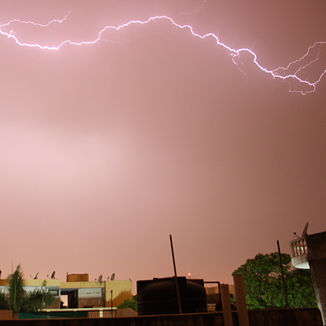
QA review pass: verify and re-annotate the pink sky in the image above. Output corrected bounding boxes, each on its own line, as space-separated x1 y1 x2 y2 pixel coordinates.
0 0 325 291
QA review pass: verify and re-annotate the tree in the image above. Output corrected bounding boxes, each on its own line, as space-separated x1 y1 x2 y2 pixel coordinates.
117 299 138 311
0 265 55 312
232 252 316 309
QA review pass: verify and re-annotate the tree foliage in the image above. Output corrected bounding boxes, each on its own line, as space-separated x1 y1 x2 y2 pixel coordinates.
232 253 316 309
117 299 138 311
0 265 55 312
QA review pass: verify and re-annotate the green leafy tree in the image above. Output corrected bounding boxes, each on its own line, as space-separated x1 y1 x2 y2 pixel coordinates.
7 265 26 312
0 265 55 312
232 253 316 309
117 299 138 311
0 292 10 310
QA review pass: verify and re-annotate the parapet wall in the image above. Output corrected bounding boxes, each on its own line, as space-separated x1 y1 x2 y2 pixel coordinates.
0 308 322 326
307 231 326 325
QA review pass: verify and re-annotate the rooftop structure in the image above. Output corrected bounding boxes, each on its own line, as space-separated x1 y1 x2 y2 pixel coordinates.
289 227 326 325
0 273 132 310
289 237 309 269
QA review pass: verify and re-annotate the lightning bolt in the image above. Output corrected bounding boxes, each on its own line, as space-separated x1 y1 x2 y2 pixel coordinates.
0 13 70 29
1 11 325 95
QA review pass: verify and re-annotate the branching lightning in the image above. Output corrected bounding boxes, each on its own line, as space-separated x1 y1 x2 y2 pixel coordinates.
1 10 325 95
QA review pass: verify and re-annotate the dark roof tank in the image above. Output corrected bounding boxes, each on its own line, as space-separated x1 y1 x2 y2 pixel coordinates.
137 277 207 315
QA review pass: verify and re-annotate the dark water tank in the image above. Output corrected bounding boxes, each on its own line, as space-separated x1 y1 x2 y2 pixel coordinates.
137 277 207 315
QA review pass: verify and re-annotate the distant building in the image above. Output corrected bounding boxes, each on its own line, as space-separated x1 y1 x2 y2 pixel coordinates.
0 273 133 310
205 284 235 311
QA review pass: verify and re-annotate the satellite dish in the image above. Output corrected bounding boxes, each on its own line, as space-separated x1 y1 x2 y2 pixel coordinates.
301 222 309 239
110 273 115 281
34 272 39 279
51 271 56 279
98 275 103 283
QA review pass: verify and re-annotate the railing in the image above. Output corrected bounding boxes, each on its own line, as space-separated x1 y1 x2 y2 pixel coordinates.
289 238 309 269
290 238 308 257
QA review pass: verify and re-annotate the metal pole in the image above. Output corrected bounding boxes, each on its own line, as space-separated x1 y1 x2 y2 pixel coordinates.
111 290 113 317
169 234 182 314
277 240 289 308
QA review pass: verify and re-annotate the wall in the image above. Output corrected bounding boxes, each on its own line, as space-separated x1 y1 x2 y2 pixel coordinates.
247 308 322 326
0 279 132 309
0 309 322 326
0 279 61 309
104 280 133 307
66 274 89 282
306 231 326 325
0 310 12 320
60 280 132 308
78 288 104 308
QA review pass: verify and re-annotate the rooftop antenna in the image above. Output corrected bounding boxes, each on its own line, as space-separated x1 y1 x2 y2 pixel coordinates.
98 275 103 283
293 232 300 239
110 273 115 281
301 222 309 239
33 272 39 279
293 222 309 240
277 240 289 308
51 271 56 279
169 234 182 314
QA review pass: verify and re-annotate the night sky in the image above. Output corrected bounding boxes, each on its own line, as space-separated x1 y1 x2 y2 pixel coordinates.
1 0 325 291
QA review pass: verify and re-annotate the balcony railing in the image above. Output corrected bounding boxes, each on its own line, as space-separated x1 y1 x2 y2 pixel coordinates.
289 238 309 269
